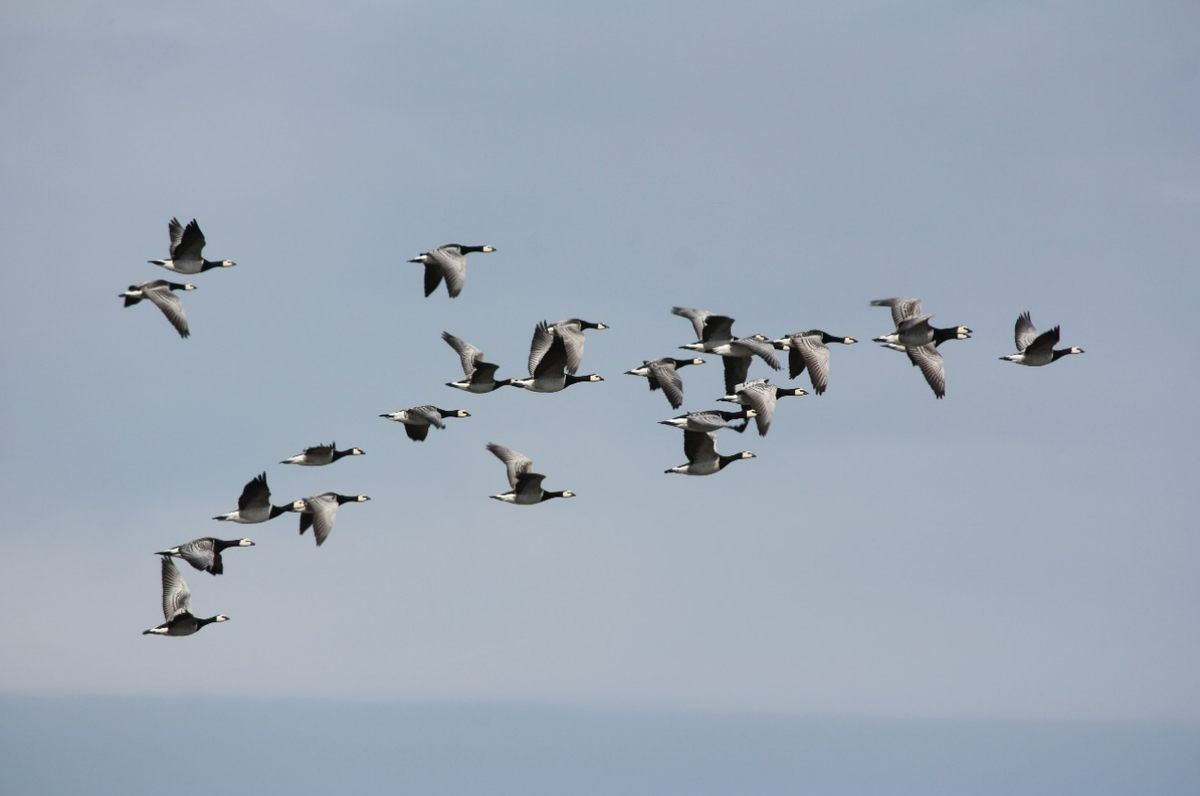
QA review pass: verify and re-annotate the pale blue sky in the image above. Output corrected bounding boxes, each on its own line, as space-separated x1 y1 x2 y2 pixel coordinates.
1 0 1198 791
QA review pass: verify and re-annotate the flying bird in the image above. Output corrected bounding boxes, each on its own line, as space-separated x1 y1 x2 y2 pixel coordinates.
486 443 576 504
718 379 807 436
624 357 705 409
290 493 370 546
407 244 495 298
510 321 604 393
280 443 365 466
664 430 756 476
143 555 228 636
527 319 608 375
442 331 513 393
771 330 857 395
212 473 292 523
119 280 195 338
155 537 254 576
147 218 235 274
379 406 470 441
1000 312 1085 366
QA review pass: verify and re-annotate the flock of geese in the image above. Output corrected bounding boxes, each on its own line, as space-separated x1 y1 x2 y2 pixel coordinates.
132 219 1085 636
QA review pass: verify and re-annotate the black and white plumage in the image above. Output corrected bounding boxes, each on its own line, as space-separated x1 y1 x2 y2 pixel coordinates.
527 318 609 376
486 443 576 504
290 493 370 547
407 244 495 298
717 379 807 436
212 473 292 523
379 406 470 441
1000 312 1085 366
156 537 254 576
772 331 857 395
510 322 604 393
624 357 705 409
673 308 781 393
442 331 512 393
664 430 756 476
119 280 195 338
147 218 235 275
658 409 755 433
870 297 970 399
142 555 229 636
870 297 971 349
280 443 365 466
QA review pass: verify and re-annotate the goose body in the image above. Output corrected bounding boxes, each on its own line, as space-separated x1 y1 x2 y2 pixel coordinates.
290 493 370 546
407 244 495 298
772 330 857 395
379 406 470 441
718 379 807 436
148 218 235 274
665 430 756 476
212 473 292 523
1000 312 1085 366
143 556 228 636
870 297 971 348
624 357 705 409
870 298 970 398
280 443 365 466
486 443 576 504
442 331 512 393
119 280 195 338
658 409 755 433
156 537 254 576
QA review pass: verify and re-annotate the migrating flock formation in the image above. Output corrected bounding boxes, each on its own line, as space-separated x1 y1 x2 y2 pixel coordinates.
132 219 1085 636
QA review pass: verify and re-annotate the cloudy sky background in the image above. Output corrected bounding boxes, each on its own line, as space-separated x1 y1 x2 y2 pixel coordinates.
2 0 1198 792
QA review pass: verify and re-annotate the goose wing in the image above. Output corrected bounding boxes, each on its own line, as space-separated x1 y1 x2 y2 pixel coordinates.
238 473 271 512
737 382 778 436
527 321 557 375
683 430 717 463
172 219 206 262
177 538 217 573
722 355 752 395
905 343 946 399
871 297 923 327
409 405 445 429
514 472 547 500
1025 325 1061 359
735 336 782 370
1014 312 1039 352
671 307 716 341
701 315 736 344
160 556 192 621
646 359 685 408
488 443 534 489
303 493 340 546
166 218 186 255
143 282 190 338
552 321 588 375
442 331 484 377
792 333 831 394
429 246 467 298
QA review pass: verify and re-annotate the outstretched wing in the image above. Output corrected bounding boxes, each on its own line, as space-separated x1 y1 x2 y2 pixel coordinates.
160 556 192 621
487 443 534 489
